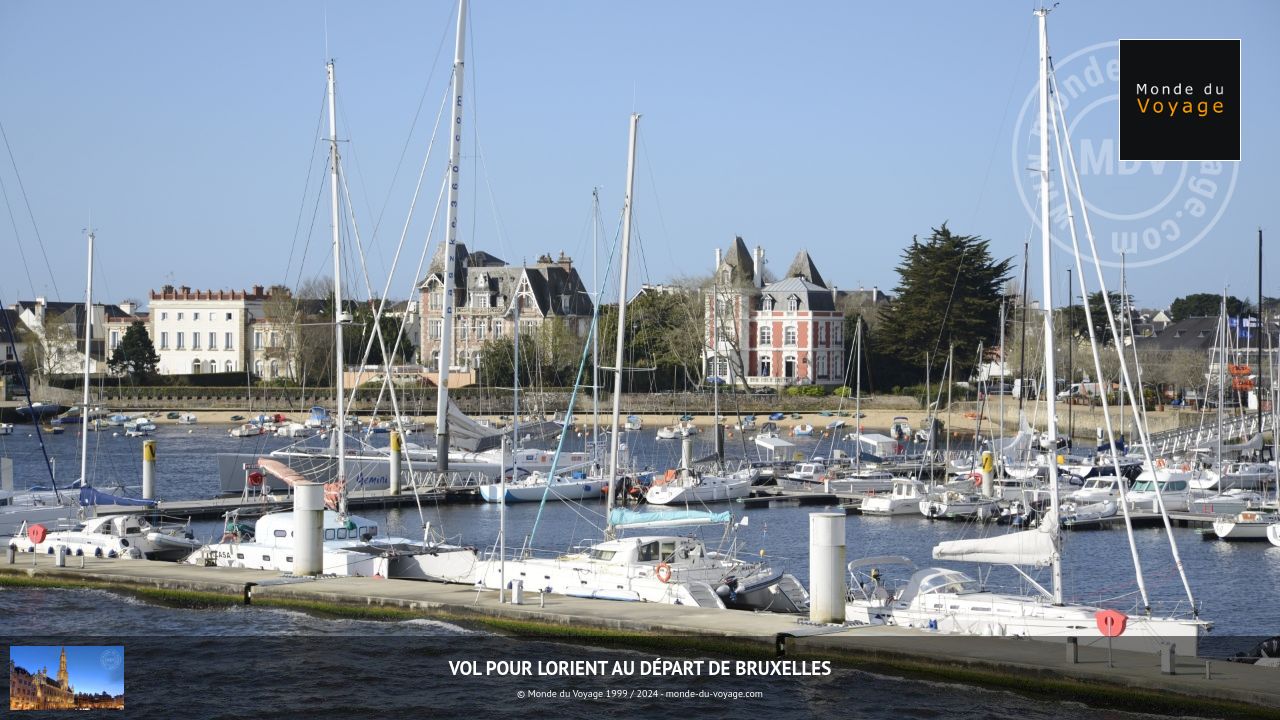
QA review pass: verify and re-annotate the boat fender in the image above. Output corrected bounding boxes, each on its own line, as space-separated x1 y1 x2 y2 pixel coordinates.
75 548 83 556
94 547 103 558
107 550 118 559
655 563 673 583
46 546 54 555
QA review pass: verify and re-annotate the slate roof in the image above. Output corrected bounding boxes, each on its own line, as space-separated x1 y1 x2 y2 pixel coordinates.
760 276 836 312
716 236 756 286
784 250 827 289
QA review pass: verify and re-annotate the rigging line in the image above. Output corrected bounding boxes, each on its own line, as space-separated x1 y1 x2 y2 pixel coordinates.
0 172 38 297
0 119 59 299
285 86 331 283
366 9 455 247
636 129 675 289
1051 59 1197 613
968 18 1035 226
336 103 391 285
291 155 335 293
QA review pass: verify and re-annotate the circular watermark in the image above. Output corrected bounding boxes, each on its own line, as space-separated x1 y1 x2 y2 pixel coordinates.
1011 40 1237 269
100 648 122 671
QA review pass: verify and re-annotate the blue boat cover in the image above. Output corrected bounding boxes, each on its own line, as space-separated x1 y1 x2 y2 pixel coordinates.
78 486 157 507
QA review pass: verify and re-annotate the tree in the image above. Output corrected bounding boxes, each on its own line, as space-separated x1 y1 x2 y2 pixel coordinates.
18 314 77 383
873 224 1013 388
1169 293 1246 321
1059 291 1130 346
108 321 160 382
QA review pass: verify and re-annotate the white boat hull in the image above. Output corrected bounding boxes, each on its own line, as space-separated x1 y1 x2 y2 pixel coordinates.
478 478 602 503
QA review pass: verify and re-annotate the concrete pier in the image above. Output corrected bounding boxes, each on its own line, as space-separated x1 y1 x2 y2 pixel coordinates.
1 554 1276 716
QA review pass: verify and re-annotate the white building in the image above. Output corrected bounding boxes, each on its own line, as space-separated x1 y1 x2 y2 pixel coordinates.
10 298 134 375
148 285 274 376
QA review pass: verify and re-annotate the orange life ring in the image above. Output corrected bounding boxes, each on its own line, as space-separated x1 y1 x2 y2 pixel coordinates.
1180 463 1190 472
248 471 264 487
1154 458 1167 469
971 472 983 487
655 563 672 583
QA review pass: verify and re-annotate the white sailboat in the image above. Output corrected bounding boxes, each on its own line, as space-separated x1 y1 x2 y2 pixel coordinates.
473 115 806 612
14 515 198 561
847 8 1206 652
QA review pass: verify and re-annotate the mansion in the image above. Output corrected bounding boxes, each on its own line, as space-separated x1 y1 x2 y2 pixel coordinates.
705 238 853 388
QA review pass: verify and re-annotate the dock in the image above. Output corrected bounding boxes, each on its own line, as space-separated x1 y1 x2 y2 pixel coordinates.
2 553 1276 717
94 487 458 521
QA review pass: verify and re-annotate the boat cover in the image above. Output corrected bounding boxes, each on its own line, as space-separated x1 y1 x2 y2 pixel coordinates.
609 508 731 530
932 520 1055 567
78 486 156 507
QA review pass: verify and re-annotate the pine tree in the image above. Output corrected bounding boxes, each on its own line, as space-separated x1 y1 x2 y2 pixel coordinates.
873 224 1013 387
108 321 160 383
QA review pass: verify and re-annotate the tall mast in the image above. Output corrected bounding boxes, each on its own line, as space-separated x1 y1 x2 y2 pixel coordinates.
327 61 347 517
78 230 94 487
592 189 601 454
436 0 468 472
1066 268 1073 444
605 113 640 539
1035 6 1063 605
1258 228 1264 438
854 318 862 471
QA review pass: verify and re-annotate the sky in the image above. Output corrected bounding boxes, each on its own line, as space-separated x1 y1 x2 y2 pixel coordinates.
10 645 125 695
0 0 1276 313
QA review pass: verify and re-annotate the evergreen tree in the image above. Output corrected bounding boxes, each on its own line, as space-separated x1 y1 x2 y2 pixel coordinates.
873 224 1012 387
1169 293 1246 321
107 321 160 382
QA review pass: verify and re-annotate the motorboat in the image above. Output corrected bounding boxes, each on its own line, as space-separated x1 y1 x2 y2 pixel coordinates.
791 424 814 437
1059 499 1117 528
176 413 198 425
645 467 756 505
656 421 698 440
860 479 927 516
919 483 1000 520
275 422 314 438
1068 476 1125 505
735 416 757 431
229 423 264 438
624 415 643 431
11 515 200 561
1267 522 1280 548
184 508 478 581
1188 489 1263 516
890 416 912 445
1219 462 1273 491
1126 473 1193 512
0 423 12 436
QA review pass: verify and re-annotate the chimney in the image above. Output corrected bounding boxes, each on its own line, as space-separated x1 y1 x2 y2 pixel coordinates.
831 284 838 306
119 301 136 315
714 247 722 270
180 285 191 295
253 285 264 297
753 246 765 289
872 286 879 304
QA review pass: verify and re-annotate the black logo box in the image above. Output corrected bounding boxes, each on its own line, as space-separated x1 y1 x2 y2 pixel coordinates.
1119 39 1240 162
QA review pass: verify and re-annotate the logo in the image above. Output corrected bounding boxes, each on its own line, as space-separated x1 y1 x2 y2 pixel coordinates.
1011 41 1237 269
100 648 123 671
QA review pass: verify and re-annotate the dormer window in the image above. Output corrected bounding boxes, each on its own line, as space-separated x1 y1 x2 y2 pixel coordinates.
786 296 800 312
561 293 571 313
762 296 774 312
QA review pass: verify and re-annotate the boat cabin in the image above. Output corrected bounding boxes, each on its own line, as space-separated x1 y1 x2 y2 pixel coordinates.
253 510 380 548
583 535 706 567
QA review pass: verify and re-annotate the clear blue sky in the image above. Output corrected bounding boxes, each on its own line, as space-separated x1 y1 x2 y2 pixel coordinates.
10 645 124 695
1 1 1276 312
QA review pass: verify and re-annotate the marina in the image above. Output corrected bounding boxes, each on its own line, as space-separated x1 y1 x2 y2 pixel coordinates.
0 0 1276 717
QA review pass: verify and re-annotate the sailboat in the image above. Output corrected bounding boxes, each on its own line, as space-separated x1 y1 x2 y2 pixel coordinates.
186 56 477 582
846 8 1207 652
473 115 806 612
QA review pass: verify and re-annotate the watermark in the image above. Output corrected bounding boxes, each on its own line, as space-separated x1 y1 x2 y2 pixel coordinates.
1011 40 1238 269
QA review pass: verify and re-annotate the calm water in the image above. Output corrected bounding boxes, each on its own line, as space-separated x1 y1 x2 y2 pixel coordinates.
3 422 1278 655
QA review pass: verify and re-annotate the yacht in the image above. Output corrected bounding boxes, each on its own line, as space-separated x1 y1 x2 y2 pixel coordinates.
645 467 755 505
12 515 199 561
1211 510 1279 541
860 479 927 516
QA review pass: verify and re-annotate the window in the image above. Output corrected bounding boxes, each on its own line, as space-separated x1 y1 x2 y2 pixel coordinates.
209 332 217 350
207 360 216 374
176 332 185 350
193 312 200 321
470 291 489 309
784 326 797 346
254 360 263 376
786 297 799 312
254 332 262 349
225 312 232 321
274 529 287 538
784 356 796 379
161 312 168 321
110 331 119 350
761 296 774 312
192 333 201 350
428 320 441 340
759 326 772 346
817 353 827 378
178 312 184 321
225 360 234 373
160 332 168 349
493 321 503 338
459 323 468 341
760 356 772 376
192 358 201 374
224 332 233 350
428 291 443 310
270 360 279 378
269 332 278 348
337 528 347 540
834 323 842 345
325 529 335 540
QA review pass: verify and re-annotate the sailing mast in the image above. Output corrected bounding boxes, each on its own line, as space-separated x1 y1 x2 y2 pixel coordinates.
326 61 349 518
78 230 95 487
854 318 862 471
1258 228 1264 439
435 0 468 472
604 113 640 540
1035 6 1063 605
